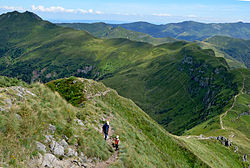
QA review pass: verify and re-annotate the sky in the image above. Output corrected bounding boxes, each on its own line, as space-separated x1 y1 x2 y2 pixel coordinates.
0 0 250 24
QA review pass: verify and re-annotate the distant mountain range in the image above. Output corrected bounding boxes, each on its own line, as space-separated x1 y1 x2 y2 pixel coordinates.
0 11 239 135
0 11 249 167
58 21 250 41
57 22 178 45
58 22 250 69
112 21 250 41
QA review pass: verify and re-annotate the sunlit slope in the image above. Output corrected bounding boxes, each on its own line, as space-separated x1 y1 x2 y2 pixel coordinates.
0 11 239 135
57 22 178 45
184 68 250 167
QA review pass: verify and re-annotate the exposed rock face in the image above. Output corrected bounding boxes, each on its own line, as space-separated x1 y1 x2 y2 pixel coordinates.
36 141 46 153
217 136 231 147
50 140 64 156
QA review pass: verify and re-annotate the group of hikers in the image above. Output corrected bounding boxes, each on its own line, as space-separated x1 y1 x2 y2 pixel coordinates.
102 121 119 151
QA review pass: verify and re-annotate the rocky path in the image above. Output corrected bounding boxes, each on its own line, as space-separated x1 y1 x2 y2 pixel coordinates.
220 74 245 130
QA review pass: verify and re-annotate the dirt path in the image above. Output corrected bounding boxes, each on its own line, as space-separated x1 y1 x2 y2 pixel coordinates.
93 116 119 168
220 74 245 130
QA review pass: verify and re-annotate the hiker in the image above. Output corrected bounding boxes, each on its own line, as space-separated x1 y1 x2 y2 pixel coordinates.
102 121 109 140
114 135 120 151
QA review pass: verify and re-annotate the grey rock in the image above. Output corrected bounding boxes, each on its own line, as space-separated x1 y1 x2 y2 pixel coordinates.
50 140 64 156
45 135 54 143
59 139 68 148
36 141 46 153
4 98 12 108
66 148 78 157
62 135 69 141
15 114 21 120
49 124 56 134
44 135 54 143
41 153 58 168
74 118 84 126
243 154 247 162
234 146 238 153
0 107 6 111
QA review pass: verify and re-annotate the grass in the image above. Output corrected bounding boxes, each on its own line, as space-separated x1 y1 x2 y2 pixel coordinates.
0 76 246 167
0 11 246 137
58 23 178 45
183 69 250 167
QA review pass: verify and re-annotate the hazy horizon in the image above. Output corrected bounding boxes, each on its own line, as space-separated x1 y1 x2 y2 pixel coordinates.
0 0 249 24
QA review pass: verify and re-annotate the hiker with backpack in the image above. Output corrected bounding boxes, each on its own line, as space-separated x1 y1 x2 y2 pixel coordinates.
102 121 109 140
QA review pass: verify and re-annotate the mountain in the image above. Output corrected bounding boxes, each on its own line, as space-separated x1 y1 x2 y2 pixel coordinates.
184 68 250 165
57 23 250 70
109 21 250 41
200 36 250 69
0 11 240 136
0 76 247 167
57 22 177 45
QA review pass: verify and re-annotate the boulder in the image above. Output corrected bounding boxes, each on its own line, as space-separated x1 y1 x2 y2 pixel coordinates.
59 139 68 148
41 153 59 168
35 141 46 153
50 140 64 156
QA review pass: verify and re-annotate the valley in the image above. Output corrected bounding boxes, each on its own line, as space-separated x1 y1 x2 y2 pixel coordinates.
0 10 249 167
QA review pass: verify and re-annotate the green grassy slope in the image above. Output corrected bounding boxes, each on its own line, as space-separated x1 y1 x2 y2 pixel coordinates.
58 23 250 70
201 36 250 69
184 68 250 166
198 40 247 69
0 76 208 167
0 11 240 135
0 76 246 167
111 21 250 41
57 23 177 45
102 42 238 135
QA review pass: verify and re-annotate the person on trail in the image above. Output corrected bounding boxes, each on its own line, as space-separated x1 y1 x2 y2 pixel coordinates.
102 121 109 140
114 135 119 151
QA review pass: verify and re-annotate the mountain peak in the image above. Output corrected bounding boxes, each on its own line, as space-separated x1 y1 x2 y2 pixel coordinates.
0 11 42 22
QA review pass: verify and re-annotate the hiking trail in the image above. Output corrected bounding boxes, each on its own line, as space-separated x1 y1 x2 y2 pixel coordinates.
93 116 119 168
220 74 245 130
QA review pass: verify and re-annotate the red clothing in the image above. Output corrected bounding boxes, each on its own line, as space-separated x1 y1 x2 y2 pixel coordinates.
115 138 119 145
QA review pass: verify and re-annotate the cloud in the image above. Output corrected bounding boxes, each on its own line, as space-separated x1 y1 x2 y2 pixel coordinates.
152 13 171 17
238 0 250 1
95 11 103 14
31 5 103 14
187 14 198 18
0 6 24 11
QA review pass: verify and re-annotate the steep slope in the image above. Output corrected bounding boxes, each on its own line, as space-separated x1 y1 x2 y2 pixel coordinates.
200 36 250 69
110 21 250 41
57 22 177 45
0 11 240 135
0 76 245 167
184 68 250 167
